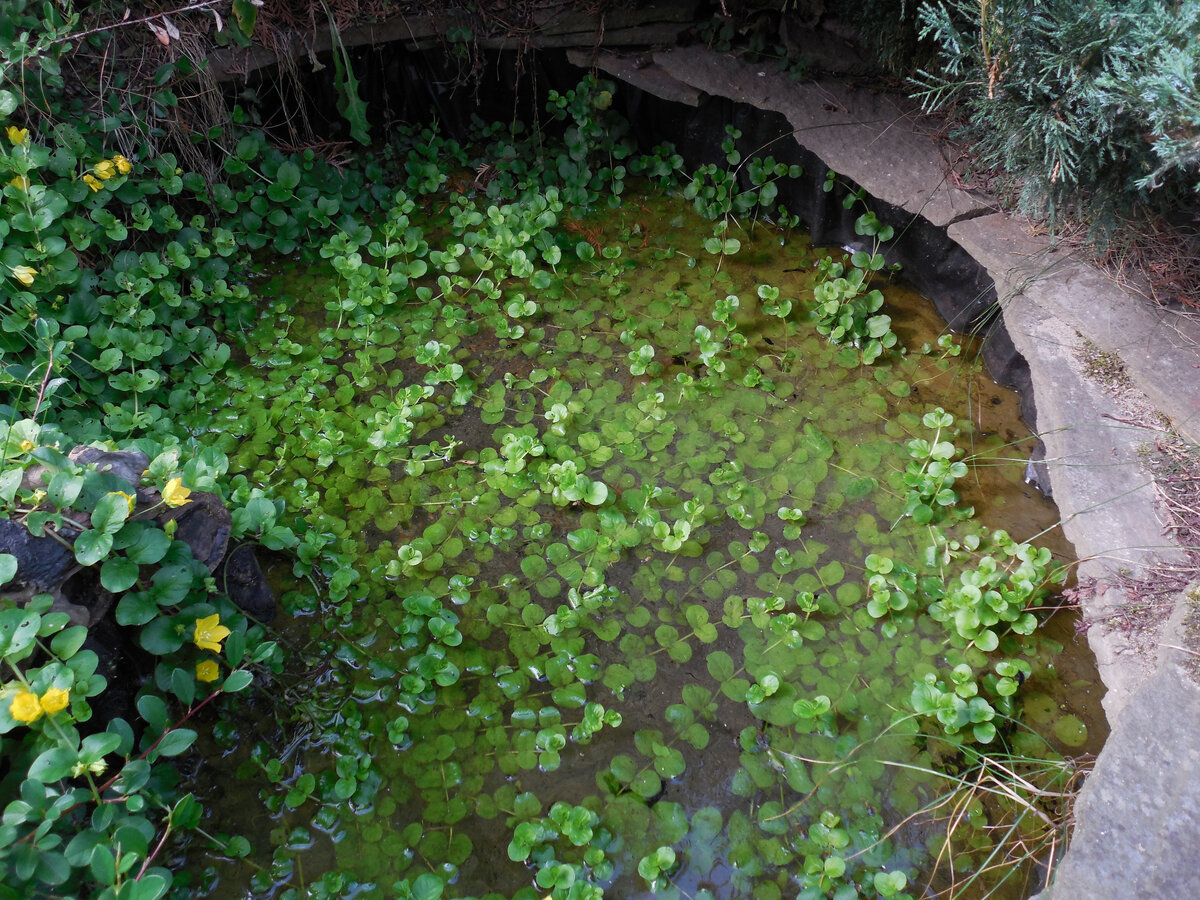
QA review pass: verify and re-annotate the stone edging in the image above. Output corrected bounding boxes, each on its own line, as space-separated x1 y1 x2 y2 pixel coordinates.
567 44 1200 899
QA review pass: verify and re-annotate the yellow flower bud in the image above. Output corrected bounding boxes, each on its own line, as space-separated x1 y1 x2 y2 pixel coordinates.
112 490 136 515
89 759 107 775
162 477 191 507
10 690 42 723
6 125 28 146
112 154 132 175
82 173 102 192
196 659 220 683
93 159 116 180
39 687 69 714
19 439 34 453
10 265 36 287
8 175 28 191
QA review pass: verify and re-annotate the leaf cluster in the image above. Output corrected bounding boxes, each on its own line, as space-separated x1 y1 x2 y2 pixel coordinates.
0 424 280 898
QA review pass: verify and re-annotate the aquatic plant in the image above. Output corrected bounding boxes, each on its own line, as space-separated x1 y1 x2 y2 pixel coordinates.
810 179 903 365
177 140 1080 898
0 54 1086 898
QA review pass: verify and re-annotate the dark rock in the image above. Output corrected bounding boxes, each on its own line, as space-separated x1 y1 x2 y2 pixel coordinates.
216 544 276 622
67 447 148 490
81 618 152 732
159 492 232 573
0 518 77 591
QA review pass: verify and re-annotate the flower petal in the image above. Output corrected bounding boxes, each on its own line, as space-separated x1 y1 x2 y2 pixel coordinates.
40 688 70 714
193 613 231 653
10 690 42 723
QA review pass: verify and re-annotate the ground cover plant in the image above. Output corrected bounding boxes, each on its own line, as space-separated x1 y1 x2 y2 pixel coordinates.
0 30 1096 898
0 5 393 894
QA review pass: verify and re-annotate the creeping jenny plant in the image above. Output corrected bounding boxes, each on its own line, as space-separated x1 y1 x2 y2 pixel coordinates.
0 420 288 899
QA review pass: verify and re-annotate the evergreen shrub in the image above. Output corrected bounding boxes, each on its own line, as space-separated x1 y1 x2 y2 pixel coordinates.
912 0 1200 231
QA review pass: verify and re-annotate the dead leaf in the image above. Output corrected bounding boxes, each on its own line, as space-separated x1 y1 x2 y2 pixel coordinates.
147 21 170 45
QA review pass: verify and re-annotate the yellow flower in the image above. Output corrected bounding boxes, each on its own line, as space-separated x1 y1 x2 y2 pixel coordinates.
8 175 28 191
112 154 131 175
112 490 136 515
10 690 42 723
10 265 36 286
193 614 231 653
93 159 116 180
195 660 220 683
19 439 34 453
162 477 192 508
40 687 69 714
82 173 102 192
6 125 28 146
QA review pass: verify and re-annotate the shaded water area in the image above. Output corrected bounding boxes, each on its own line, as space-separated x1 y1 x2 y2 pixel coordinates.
185 185 1105 899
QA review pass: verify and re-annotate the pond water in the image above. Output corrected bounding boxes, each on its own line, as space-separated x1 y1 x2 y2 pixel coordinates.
185 184 1104 900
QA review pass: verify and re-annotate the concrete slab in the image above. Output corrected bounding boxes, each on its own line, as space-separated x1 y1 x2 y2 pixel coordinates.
1035 652 1200 900
566 50 703 107
949 213 1200 446
987 269 1184 713
653 46 994 228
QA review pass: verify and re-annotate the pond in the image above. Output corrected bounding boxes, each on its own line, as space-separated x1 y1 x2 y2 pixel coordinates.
182 164 1103 900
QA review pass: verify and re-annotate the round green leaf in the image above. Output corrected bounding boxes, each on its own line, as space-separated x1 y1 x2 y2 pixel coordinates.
100 557 140 593
0 553 16 586
74 530 113 567
223 670 254 693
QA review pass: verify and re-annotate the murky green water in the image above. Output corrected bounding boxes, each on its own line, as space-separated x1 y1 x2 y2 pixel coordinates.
186 188 1103 900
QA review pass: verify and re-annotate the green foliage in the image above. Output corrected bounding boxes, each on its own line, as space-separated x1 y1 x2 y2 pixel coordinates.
811 203 902 364
0 422 281 898
456 75 638 212
694 10 814 82
926 530 1050 652
0 5 374 894
0 24 1082 893
900 407 971 524
179 116 1077 895
683 125 804 262
862 404 1056 741
913 0 1200 227
636 845 676 891
0 97 386 438
504 802 612 900
327 9 371 145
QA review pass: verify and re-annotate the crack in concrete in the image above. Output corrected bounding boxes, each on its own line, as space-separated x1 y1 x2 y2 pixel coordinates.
942 204 997 228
